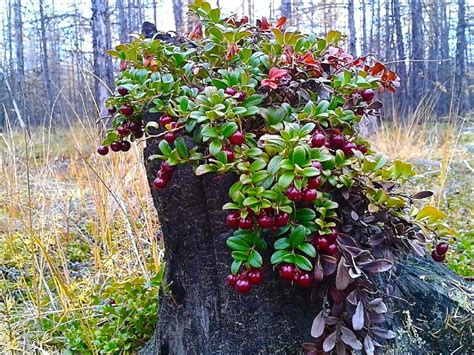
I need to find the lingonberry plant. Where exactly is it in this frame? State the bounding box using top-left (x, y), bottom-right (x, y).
top-left (99, 1), bottom-right (454, 352)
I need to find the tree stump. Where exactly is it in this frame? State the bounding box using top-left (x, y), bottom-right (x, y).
top-left (140, 113), bottom-right (472, 354)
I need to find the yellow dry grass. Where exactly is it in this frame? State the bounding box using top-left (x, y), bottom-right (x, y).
top-left (0, 112), bottom-right (160, 352)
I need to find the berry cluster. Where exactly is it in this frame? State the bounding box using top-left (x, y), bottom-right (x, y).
top-left (310, 128), bottom-right (367, 157)
top-left (97, 86), bottom-right (145, 156)
top-left (279, 263), bottom-right (312, 287)
top-left (226, 208), bottom-right (290, 231)
top-left (431, 242), bottom-right (449, 262)
top-left (312, 229), bottom-right (339, 256)
top-left (227, 268), bottom-right (263, 294)
top-left (153, 161), bottom-right (175, 189)
top-left (159, 114), bottom-right (181, 144)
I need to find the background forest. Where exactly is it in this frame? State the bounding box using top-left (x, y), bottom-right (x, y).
top-left (0, 0), bottom-right (472, 124)
top-left (0, 0), bottom-right (472, 353)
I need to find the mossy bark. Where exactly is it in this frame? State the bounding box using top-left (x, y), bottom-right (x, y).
top-left (141, 113), bottom-right (472, 354)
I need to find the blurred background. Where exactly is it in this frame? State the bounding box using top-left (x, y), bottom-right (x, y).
top-left (0, 1), bottom-right (472, 353)
top-left (0, 0), bottom-right (472, 125)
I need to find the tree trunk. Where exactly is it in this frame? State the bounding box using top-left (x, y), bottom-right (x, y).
top-left (409, 0), bottom-right (424, 111)
top-left (392, 0), bottom-right (407, 115)
top-left (92, 0), bottom-right (113, 117)
top-left (39, 0), bottom-right (54, 119)
top-left (347, 0), bottom-right (356, 56)
top-left (13, 0), bottom-right (25, 116)
top-left (140, 112), bottom-right (472, 354)
top-left (172, 0), bottom-right (184, 32)
top-left (454, 0), bottom-right (467, 114)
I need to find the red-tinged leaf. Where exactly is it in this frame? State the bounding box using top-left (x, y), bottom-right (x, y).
top-left (367, 100), bottom-right (383, 109)
top-left (340, 326), bottom-right (363, 350)
top-left (302, 342), bottom-right (318, 352)
top-left (364, 335), bottom-right (375, 355)
top-left (414, 232), bottom-right (426, 243)
top-left (408, 239), bottom-right (425, 257)
top-left (268, 67), bottom-right (288, 80)
top-left (369, 234), bottom-right (386, 246)
top-left (336, 257), bottom-right (351, 290)
top-left (260, 16), bottom-right (271, 30)
top-left (326, 316), bottom-right (339, 326)
top-left (352, 301), bottom-right (365, 330)
top-left (346, 289), bottom-right (358, 305)
top-left (313, 258), bottom-right (324, 281)
top-left (335, 341), bottom-right (346, 355)
top-left (275, 16), bottom-right (287, 28)
top-left (369, 313), bottom-right (386, 324)
top-left (359, 259), bottom-right (393, 273)
top-left (371, 61), bottom-right (385, 74)
top-left (337, 234), bottom-right (358, 247)
top-left (311, 310), bottom-right (326, 338)
top-left (329, 287), bottom-right (344, 304)
top-left (411, 190), bottom-right (433, 199)
top-left (322, 331), bottom-right (337, 352)
top-left (321, 255), bottom-right (337, 276)
top-left (370, 326), bottom-right (396, 339)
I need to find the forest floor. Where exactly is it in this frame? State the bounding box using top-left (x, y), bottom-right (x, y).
top-left (0, 114), bottom-right (472, 352)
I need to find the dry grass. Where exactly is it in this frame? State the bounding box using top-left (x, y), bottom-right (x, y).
top-left (0, 112), bottom-right (160, 352)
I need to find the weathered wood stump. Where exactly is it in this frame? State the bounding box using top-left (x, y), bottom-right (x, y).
top-left (140, 113), bottom-right (472, 354)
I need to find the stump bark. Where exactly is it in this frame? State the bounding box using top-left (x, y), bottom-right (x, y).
top-left (140, 113), bottom-right (472, 354)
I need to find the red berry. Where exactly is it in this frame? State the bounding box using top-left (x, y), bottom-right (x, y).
top-left (97, 145), bottom-right (109, 156)
top-left (110, 141), bottom-right (122, 152)
top-left (258, 214), bottom-right (274, 229)
top-left (159, 115), bottom-right (174, 126)
top-left (158, 170), bottom-right (172, 183)
top-left (431, 250), bottom-right (445, 262)
top-left (161, 161), bottom-right (175, 174)
top-left (274, 212), bottom-right (289, 227)
top-left (326, 229), bottom-right (338, 243)
top-left (224, 149), bottom-right (235, 162)
top-left (229, 131), bottom-right (245, 145)
top-left (311, 161), bottom-right (323, 171)
top-left (170, 121), bottom-right (181, 129)
top-left (118, 86), bottom-right (129, 96)
top-left (296, 272), bottom-right (312, 288)
top-left (226, 212), bottom-right (240, 228)
top-left (120, 140), bottom-right (131, 152)
top-left (108, 106), bottom-right (117, 115)
top-left (227, 274), bottom-right (238, 287)
top-left (357, 144), bottom-right (368, 154)
top-left (164, 132), bottom-right (177, 144)
top-left (286, 186), bottom-right (302, 201)
top-left (225, 87), bottom-right (237, 96)
top-left (134, 130), bottom-right (144, 139)
top-left (117, 125), bottom-right (130, 136)
top-left (361, 89), bottom-right (375, 102)
top-left (436, 242), bottom-right (449, 255)
top-left (342, 142), bottom-right (357, 157)
top-left (128, 121), bottom-right (142, 132)
top-left (302, 189), bottom-right (318, 202)
top-left (153, 177), bottom-right (167, 189)
top-left (239, 217), bottom-right (253, 229)
top-left (329, 134), bottom-right (345, 149)
top-left (307, 176), bottom-right (321, 189)
top-left (315, 236), bottom-right (329, 252)
top-left (234, 278), bottom-right (252, 294)
top-left (247, 269), bottom-right (263, 285)
top-left (236, 92), bottom-right (246, 101)
top-left (326, 243), bottom-right (338, 256)
top-left (311, 133), bottom-right (326, 148)
top-left (120, 105), bottom-right (134, 116)
top-left (279, 263), bottom-right (295, 281)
